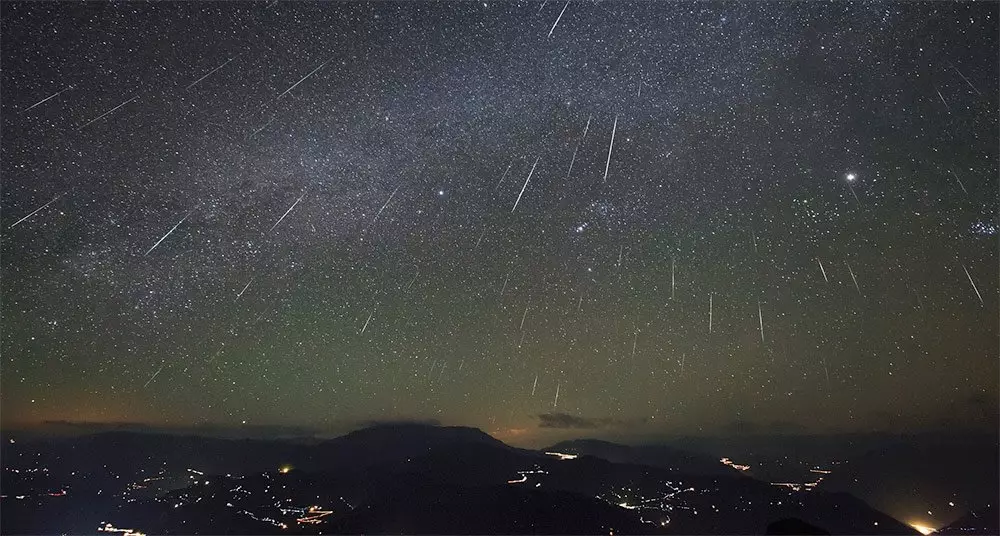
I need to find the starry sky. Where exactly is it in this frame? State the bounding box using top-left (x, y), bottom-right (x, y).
top-left (2, 1), bottom-right (997, 446)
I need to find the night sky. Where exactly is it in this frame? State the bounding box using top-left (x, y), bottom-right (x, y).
top-left (2, 1), bottom-right (997, 446)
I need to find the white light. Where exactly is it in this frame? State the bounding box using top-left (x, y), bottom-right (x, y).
top-left (437, 190), bottom-right (444, 196)
top-left (846, 173), bottom-right (856, 181)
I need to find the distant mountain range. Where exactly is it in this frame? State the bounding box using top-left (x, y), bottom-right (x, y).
top-left (0, 424), bottom-right (947, 534)
top-left (937, 505), bottom-right (998, 535)
top-left (543, 438), bottom-right (733, 476)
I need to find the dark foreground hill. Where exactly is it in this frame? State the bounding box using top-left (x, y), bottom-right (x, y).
top-left (936, 506), bottom-right (998, 535)
top-left (1, 424), bottom-right (918, 535)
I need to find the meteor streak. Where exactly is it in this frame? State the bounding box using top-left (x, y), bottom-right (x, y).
top-left (186, 56), bottom-right (238, 90)
top-left (548, 1), bottom-right (570, 37)
top-left (278, 58), bottom-right (331, 98)
top-left (21, 85), bottom-right (74, 113)
top-left (817, 258), bottom-right (829, 282)
top-left (962, 264), bottom-right (984, 305)
top-left (603, 114), bottom-right (618, 182)
top-left (145, 208), bottom-right (196, 256)
top-left (511, 156), bottom-right (539, 212)
top-left (79, 95), bottom-right (138, 130)
top-left (9, 193), bottom-right (65, 229)
top-left (269, 190), bottom-right (307, 232)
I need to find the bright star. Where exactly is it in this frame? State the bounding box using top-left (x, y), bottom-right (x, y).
top-left (846, 173), bottom-right (856, 182)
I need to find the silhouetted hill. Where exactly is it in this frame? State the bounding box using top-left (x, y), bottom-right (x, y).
top-left (937, 505), bottom-right (998, 535)
top-left (766, 517), bottom-right (831, 535)
top-left (619, 431), bottom-right (998, 526)
top-left (545, 438), bottom-right (731, 476)
top-left (327, 485), bottom-right (656, 535)
top-left (315, 423), bottom-right (515, 468)
top-left (2, 424), bottom-right (920, 535)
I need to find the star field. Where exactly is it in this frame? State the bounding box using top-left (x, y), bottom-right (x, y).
top-left (2, 1), bottom-right (997, 444)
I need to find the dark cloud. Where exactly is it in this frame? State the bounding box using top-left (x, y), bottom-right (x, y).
top-left (536, 413), bottom-right (630, 430)
top-left (36, 420), bottom-right (322, 439)
top-left (42, 420), bottom-right (154, 432)
top-left (721, 420), bottom-right (810, 435)
top-left (357, 418), bottom-right (442, 428)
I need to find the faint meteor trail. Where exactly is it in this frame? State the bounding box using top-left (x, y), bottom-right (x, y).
top-left (817, 257), bottom-right (829, 282)
top-left (185, 56), bottom-right (238, 90)
top-left (495, 159), bottom-right (514, 189)
top-left (680, 353), bottom-right (685, 375)
top-left (278, 58), bottom-right (331, 98)
top-left (708, 294), bottom-right (713, 333)
top-left (143, 362), bottom-right (165, 388)
top-left (962, 264), bottom-right (984, 305)
top-left (519, 303), bottom-right (530, 330)
top-left (269, 190), bottom-right (307, 232)
top-left (405, 270), bottom-right (419, 291)
top-left (912, 287), bottom-right (925, 310)
top-left (630, 331), bottom-right (637, 359)
top-left (500, 270), bottom-right (512, 295)
top-left (603, 114), bottom-right (618, 182)
top-left (78, 95), bottom-right (138, 130)
top-left (548, 1), bottom-right (570, 37)
top-left (145, 208), bottom-right (195, 256)
top-left (531, 374), bottom-right (538, 396)
top-left (511, 156), bottom-right (539, 212)
top-left (553, 381), bottom-right (560, 408)
top-left (236, 279), bottom-right (253, 299)
top-left (566, 148), bottom-right (580, 181)
top-left (580, 113), bottom-right (592, 139)
top-left (758, 301), bottom-right (765, 343)
top-left (821, 355), bottom-right (831, 390)
top-left (21, 85), bottom-right (74, 114)
top-left (751, 230), bottom-right (758, 253)
top-left (9, 192), bottom-right (65, 229)
top-left (949, 62), bottom-right (981, 95)
top-left (566, 114), bottom-right (591, 179)
top-left (949, 170), bottom-right (968, 195)
top-left (671, 258), bottom-right (676, 299)
top-left (249, 117), bottom-right (276, 138)
top-left (846, 261), bottom-right (861, 295)
top-left (846, 182), bottom-right (861, 205)
top-left (475, 228), bottom-right (487, 248)
top-left (373, 185), bottom-right (400, 222)
top-left (934, 85), bottom-right (951, 113)
top-left (360, 310), bottom-right (374, 333)
top-left (207, 345), bottom-right (225, 364)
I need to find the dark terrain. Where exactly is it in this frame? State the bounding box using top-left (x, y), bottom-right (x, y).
top-left (1, 424), bottom-right (986, 534)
